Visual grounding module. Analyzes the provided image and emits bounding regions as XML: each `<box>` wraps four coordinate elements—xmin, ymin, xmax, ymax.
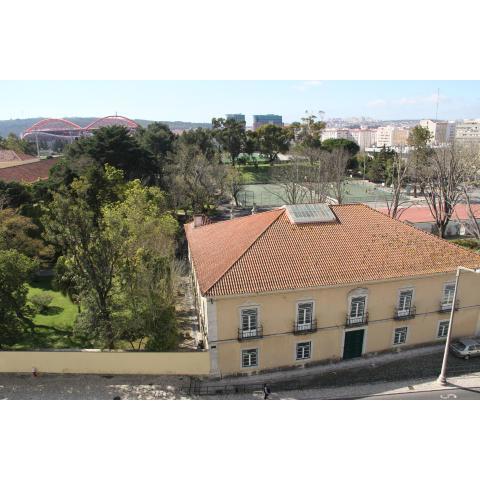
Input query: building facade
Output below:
<box><xmin>455</xmin><ymin>119</ymin><xmax>480</xmax><ymax>146</ymax></box>
<box><xmin>320</xmin><ymin>128</ymin><xmax>353</xmax><ymax>142</ymax></box>
<box><xmin>349</xmin><ymin>128</ymin><xmax>376</xmax><ymax>150</ymax></box>
<box><xmin>253</xmin><ymin>114</ymin><xmax>283</xmax><ymax>130</ymax></box>
<box><xmin>186</xmin><ymin>204</ymin><xmax>480</xmax><ymax>376</ymax></box>
<box><xmin>226</xmin><ymin>113</ymin><xmax>246</xmax><ymax>125</ymax></box>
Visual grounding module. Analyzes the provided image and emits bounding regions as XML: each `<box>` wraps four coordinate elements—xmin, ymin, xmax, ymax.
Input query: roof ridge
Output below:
<box><xmin>204</xmin><ymin>208</ymin><xmax>285</xmax><ymax>295</ymax></box>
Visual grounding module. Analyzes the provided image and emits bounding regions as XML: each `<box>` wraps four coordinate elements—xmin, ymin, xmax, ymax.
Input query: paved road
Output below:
<box><xmin>360</xmin><ymin>386</ymin><xmax>480</xmax><ymax>400</ymax></box>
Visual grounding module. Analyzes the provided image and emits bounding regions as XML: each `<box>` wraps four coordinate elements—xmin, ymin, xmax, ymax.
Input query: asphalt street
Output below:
<box><xmin>361</xmin><ymin>386</ymin><xmax>480</xmax><ymax>400</ymax></box>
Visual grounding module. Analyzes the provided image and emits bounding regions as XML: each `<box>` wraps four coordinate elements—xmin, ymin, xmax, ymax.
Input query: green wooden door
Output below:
<box><xmin>343</xmin><ymin>329</ymin><xmax>365</xmax><ymax>359</ymax></box>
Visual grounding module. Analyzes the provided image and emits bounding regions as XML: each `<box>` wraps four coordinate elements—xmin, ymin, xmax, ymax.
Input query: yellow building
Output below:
<box><xmin>186</xmin><ymin>204</ymin><xmax>480</xmax><ymax>376</ymax></box>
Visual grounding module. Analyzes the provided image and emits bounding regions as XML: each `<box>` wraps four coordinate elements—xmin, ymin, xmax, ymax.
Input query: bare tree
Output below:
<box><xmin>267</xmin><ymin>147</ymin><xmax>331</xmax><ymax>205</ymax></box>
<box><xmin>225</xmin><ymin>166</ymin><xmax>246</xmax><ymax>207</ymax></box>
<box><xmin>385</xmin><ymin>149</ymin><xmax>415</xmax><ymax>219</ymax></box>
<box><xmin>459</xmin><ymin>145</ymin><xmax>480</xmax><ymax>239</ymax></box>
<box><xmin>422</xmin><ymin>146</ymin><xmax>469</xmax><ymax>238</ymax></box>
<box><xmin>321</xmin><ymin>147</ymin><xmax>350</xmax><ymax>205</ymax></box>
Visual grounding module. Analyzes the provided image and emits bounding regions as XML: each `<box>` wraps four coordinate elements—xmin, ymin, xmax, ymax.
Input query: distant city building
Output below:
<box><xmin>253</xmin><ymin>114</ymin><xmax>283</xmax><ymax>130</ymax></box>
<box><xmin>455</xmin><ymin>119</ymin><xmax>480</xmax><ymax>146</ymax></box>
<box><xmin>226</xmin><ymin>113</ymin><xmax>246</xmax><ymax>125</ymax></box>
<box><xmin>392</xmin><ymin>127</ymin><xmax>410</xmax><ymax>147</ymax></box>
<box><xmin>321</xmin><ymin>128</ymin><xmax>353</xmax><ymax>142</ymax></box>
<box><xmin>375</xmin><ymin>126</ymin><xmax>395</xmax><ymax>147</ymax></box>
<box><xmin>375</xmin><ymin>126</ymin><xmax>410</xmax><ymax>147</ymax></box>
<box><xmin>349</xmin><ymin>128</ymin><xmax>377</xmax><ymax>151</ymax></box>
<box><xmin>419</xmin><ymin>119</ymin><xmax>450</xmax><ymax>145</ymax></box>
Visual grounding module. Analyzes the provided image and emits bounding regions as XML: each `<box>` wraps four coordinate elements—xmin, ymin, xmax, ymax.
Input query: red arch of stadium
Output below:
<box><xmin>22</xmin><ymin>115</ymin><xmax>139</xmax><ymax>139</ymax></box>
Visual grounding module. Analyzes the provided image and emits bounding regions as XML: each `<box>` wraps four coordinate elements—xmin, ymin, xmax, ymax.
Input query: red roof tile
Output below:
<box><xmin>0</xmin><ymin>158</ymin><xmax>58</xmax><ymax>183</ymax></box>
<box><xmin>186</xmin><ymin>204</ymin><xmax>480</xmax><ymax>297</ymax></box>
<box><xmin>377</xmin><ymin>205</ymin><xmax>480</xmax><ymax>223</ymax></box>
<box><xmin>0</xmin><ymin>150</ymin><xmax>37</xmax><ymax>163</ymax></box>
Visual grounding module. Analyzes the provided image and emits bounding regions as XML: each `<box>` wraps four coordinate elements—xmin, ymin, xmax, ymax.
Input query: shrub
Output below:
<box><xmin>451</xmin><ymin>238</ymin><xmax>480</xmax><ymax>252</ymax></box>
<box><xmin>30</xmin><ymin>293</ymin><xmax>54</xmax><ymax>313</ymax></box>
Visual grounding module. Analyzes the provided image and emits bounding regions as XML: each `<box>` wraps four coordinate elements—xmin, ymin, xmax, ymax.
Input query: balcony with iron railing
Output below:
<box><xmin>345</xmin><ymin>312</ymin><xmax>368</xmax><ymax>328</ymax></box>
<box><xmin>393</xmin><ymin>305</ymin><xmax>416</xmax><ymax>320</ymax></box>
<box><xmin>293</xmin><ymin>319</ymin><xmax>317</xmax><ymax>335</ymax></box>
<box><xmin>238</xmin><ymin>326</ymin><xmax>263</xmax><ymax>341</ymax></box>
<box><xmin>439</xmin><ymin>298</ymin><xmax>460</xmax><ymax>313</ymax></box>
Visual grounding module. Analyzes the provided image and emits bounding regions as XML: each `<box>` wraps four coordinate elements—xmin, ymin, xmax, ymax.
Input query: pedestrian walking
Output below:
<box><xmin>263</xmin><ymin>383</ymin><xmax>271</xmax><ymax>400</ymax></box>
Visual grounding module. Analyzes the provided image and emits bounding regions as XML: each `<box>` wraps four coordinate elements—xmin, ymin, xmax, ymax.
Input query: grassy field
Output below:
<box><xmin>11</xmin><ymin>276</ymin><xmax>91</xmax><ymax>350</ymax></box>
<box><xmin>238</xmin><ymin>164</ymin><xmax>275</xmax><ymax>183</ymax></box>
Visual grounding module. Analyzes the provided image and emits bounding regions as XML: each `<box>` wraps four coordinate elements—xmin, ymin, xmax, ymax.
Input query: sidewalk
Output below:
<box><xmin>202</xmin><ymin>372</ymin><xmax>480</xmax><ymax>400</ymax></box>
<box><xmin>196</xmin><ymin>343</ymin><xmax>480</xmax><ymax>396</ymax></box>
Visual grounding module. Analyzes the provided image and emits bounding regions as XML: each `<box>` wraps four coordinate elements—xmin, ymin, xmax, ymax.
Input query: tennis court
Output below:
<box><xmin>239</xmin><ymin>180</ymin><xmax>402</xmax><ymax>208</ymax></box>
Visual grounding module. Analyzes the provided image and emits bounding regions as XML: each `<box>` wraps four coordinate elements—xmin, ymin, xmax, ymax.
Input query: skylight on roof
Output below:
<box><xmin>285</xmin><ymin>203</ymin><xmax>336</xmax><ymax>224</ymax></box>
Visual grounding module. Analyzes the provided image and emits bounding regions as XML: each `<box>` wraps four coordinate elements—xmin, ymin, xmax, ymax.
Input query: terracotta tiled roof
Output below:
<box><xmin>377</xmin><ymin>205</ymin><xmax>480</xmax><ymax>223</ymax></box>
<box><xmin>0</xmin><ymin>158</ymin><xmax>57</xmax><ymax>184</ymax></box>
<box><xmin>186</xmin><ymin>204</ymin><xmax>480</xmax><ymax>297</ymax></box>
<box><xmin>0</xmin><ymin>150</ymin><xmax>37</xmax><ymax>163</ymax></box>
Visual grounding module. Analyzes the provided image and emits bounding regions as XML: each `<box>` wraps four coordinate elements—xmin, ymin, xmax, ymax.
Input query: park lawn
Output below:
<box><xmin>28</xmin><ymin>276</ymin><xmax>77</xmax><ymax>329</ymax></box>
<box><xmin>238</xmin><ymin>164</ymin><xmax>274</xmax><ymax>183</ymax></box>
<box><xmin>11</xmin><ymin>276</ymin><xmax>91</xmax><ymax>350</ymax></box>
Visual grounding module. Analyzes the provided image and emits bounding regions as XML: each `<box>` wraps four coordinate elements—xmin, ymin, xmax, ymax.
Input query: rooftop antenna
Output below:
<box><xmin>435</xmin><ymin>88</ymin><xmax>440</xmax><ymax>121</ymax></box>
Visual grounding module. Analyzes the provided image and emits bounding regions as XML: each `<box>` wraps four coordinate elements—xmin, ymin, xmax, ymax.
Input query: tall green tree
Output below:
<box><xmin>288</xmin><ymin>114</ymin><xmax>325</xmax><ymax>148</ymax></box>
<box><xmin>255</xmin><ymin>124</ymin><xmax>291</xmax><ymax>163</ymax></box>
<box><xmin>322</xmin><ymin>138</ymin><xmax>360</xmax><ymax>170</ymax></box>
<box><xmin>135</xmin><ymin>122</ymin><xmax>176</xmax><ymax>185</ymax></box>
<box><xmin>42</xmin><ymin>165</ymin><xmax>179</xmax><ymax>350</ymax></box>
<box><xmin>177</xmin><ymin>128</ymin><xmax>217</xmax><ymax>162</ymax></box>
<box><xmin>0</xmin><ymin>209</ymin><xmax>54</xmax><ymax>266</ymax></box>
<box><xmin>64</xmin><ymin>125</ymin><xmax>156</xmax><ymax>182</ymax></box>
<box><xmin>211</xmin><ymin>118</ymin><xmax>246</xmax><ymax>166</ymax></box>
<box><xmin>0</xmin><ymin>249</ymin><xmax>37</xmax><ymax>348</ymax></box>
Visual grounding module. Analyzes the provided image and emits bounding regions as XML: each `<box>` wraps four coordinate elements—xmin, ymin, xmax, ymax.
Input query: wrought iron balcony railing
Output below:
<box><xmin>293</xmin><ymin>319</ymin><xmax>317</xmax><ymax>335</ymax></box>
<box><xmin>238</xmin><ymin>326</ymin><xmax>263</xmax><ymax>341</ymax></box>
<box><xmin>345</xmin><ymin>312</ymin><xmax>368</xmax><ymax>327</ymax></box>
<box><xmin>439</xmin><ymin>298</ymin><xmax>460</xmax><ymax>313</ymax></box>
<box><xmin>394</xmin><ymin>305</ymin><xmax>416</xmax><ymax>320</ymax></box>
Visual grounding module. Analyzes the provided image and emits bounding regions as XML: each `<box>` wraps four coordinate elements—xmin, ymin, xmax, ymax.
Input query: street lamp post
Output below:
<box><xmin>437</xmin><ymin>266</ymin><xmax>480</xmax><ymax>386</ymax></box>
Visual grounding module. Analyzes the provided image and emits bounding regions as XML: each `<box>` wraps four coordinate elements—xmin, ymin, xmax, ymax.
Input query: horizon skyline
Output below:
<box><xmin>0</xmin><ymin>80</ymin><xmax>479</xmax><ymax>124</ymax></box>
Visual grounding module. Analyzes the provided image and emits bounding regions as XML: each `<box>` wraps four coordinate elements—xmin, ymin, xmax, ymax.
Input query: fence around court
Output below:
<box><xmin>239</xmin><ymin>181</ymin><xmax>404</xmax><ymax>208</ymax></box>
<box><xmin>0</xmin><ymin>350</ymin><xmax>210</xmax><ymax>375</ymax></box>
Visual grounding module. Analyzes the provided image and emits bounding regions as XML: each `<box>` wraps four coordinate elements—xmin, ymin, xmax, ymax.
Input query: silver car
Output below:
<box><xmin>450</xmin><ymin>338</ymin><xmax>480</xmax><ymax>360</ymax></box>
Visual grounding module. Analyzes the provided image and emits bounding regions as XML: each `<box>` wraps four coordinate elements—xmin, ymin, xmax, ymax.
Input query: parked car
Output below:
<box><xmin>450</xmin><ymin>338</ymin><xmax>480</xmax><ymax>360</ymax></box>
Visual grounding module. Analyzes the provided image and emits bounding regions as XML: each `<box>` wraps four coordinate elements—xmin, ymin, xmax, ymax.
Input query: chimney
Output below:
<box><xmin>193</xmin><ymin>214</ymin><xmax>204</xmax><ymax>228</ymax></box>
<box><xmin>251</xmin><ymin>203</ymin><xmax>257</xmax><ymax>215</ymax></box>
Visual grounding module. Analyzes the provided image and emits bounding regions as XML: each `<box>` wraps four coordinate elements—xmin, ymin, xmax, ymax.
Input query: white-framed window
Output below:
<box><xmin>442</xmin><ymin>283</ymin><xmax>455</xmax><ymax>306</ymax></box>
<box><xmin>398</xmin><ymin>288</ymin><xmax>413</xmax><ymax>315</ymax></box>
<box><xmin>393</xmin><ymin>326</ymin><xmax>408</xmax><ymax>345</ymax></box>
<box><xmin>241</xmin><ymin>308</ymin><xmax>258</xmax><ymax>335</ymax></box>
<box><xmin>438</xmin><ymin>320</ymin><xmax>449</xmax><ymax>338</ymax></box>
<box><xmin>296</xmin><ymin>341</ymin><xmax>311</xmax><ymax>360</ymax></box>
<box><xmin>297</xmin><ymin>301</ymin><xmax>314</xmax><ymax>330</ymax></box>
<box><xmin>350</xmin><ymin>295</ymin><xmax>366</xmax><ymax>321</ymax></box>
<box><xmin>241</xmin><ymin>348</ymin><xmax>258</xmax><ymax>368</ymax></box>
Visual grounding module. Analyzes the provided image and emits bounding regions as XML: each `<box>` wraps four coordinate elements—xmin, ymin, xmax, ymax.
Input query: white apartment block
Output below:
<box><xmin>420</xmin><ymin>119</ymin><xmax>448</xmax><ymax>145</ymax></box>
<box><xmin>455</xmin><ymin>120</ymin><xmax>480</xmax><ymax>146</ymax></box>
<box><xmin>375</xmin><ymin>126</ymin><xmax>410</xmax><ymax>148</ymax></box>
<box><xmin>321</xmin><ymin>128</ymin><xmax>353</xmax><ymax>142</ymax></box>
<box><xmin>349</xmin><ymin>128</ymin><xmax>376</xmax><ymax>150</ymax></box>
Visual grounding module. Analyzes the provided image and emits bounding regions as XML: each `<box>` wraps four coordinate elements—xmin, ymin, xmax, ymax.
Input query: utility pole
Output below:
<box><xmin>435</xmin><ymin>88</ymin><xmax>440</xmax><ymax>121</ymax></box>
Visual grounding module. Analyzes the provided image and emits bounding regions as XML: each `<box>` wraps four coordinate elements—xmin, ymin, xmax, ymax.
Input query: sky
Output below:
<box><xmin>0</xmin><ymin>80</ymin><xmax>479</xmax><ymax>124</ymax></box>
